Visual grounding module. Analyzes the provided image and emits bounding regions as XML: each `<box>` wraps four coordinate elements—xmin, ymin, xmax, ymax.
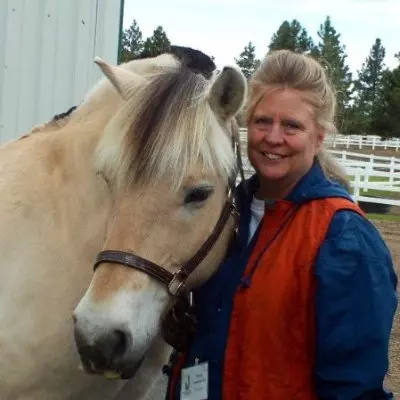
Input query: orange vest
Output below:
<box><xmin>222</xmin><ymin>197</ymin><xmax>364</xmax><ymax>400</ymax></box>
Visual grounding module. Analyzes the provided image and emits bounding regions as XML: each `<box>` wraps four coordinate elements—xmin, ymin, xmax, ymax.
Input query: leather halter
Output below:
<box><xmin>93</xmin><ymin>189</ymin><xmax>237</xmax><ymax>298</ymax></box>
<box><xmin>92</xmin><ymin>132</ymin><xmax>241</xmax><ymax>299</ymax></box>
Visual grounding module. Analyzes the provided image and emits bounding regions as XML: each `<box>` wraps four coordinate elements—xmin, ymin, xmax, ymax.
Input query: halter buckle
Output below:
<box><xmin>168</xmin><ymin>271</ymin><xmax>188</xmax><ymax>297</ymax></box>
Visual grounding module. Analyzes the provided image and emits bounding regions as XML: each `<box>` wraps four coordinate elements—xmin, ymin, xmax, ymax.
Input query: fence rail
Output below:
<box><xmin>326</xmin><ymin>134</ymin><xmax>400</xmax><ymax>151</ymax></box>
<box><xmin>329</xmin><ymin>149</ymin><xmax>400</xmax><ymax>163</ymax></box>
<box><xmin>346</xmin><ymin>167</ymin><xmax>400</xmax><ymax>207</ymax></box>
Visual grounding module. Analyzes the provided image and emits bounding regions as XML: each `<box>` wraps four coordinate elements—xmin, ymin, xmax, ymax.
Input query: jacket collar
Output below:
<box><xmin>237</xmin><ymin>160</ymin><xmax>353</xmax><ymax>208</ymax></box>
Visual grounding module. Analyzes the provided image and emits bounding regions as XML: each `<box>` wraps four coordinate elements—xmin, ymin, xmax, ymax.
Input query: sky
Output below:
<box><xmin>123</xmin><ymin>0</ymin><xmax>400</xmax><ymax>76</ymax></box>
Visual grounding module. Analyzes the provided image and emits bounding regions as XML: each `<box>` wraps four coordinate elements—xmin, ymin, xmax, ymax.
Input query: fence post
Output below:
<box><xmin>353</xmin><ymin>168</ymin><xmax>361</xmax><ymax>202</ymax></box>
<box><xmin>363</xmin><ymin>165</ymin><xmax>371</xmax><ymax>192</ymax></box>
<box><xmin>390</xmin><ymin>157</ymin><xmax>395</xmax><ymax>185</ymax></box>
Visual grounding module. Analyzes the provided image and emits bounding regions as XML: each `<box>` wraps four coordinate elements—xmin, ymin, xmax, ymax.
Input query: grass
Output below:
<box><xmin>359</xmin><ymin>188</ymin><xmax>400</xmax><ymax>199</ymax></box>
<box><xmin>347</xmin><ymin>175</ymin><xmax>389</xmax><ymax>183</ymax></box>
<box><xmin>348</xmin><ymin>187</ymin><xmax>400</xmax><ymax>200</ymax></box>
<box><xmin>366</xmin><ymin>213</ymin><xmax>400</xmax><ymax>221</ymax></box>
<box><xmin>367</xmin><ymin>176</ymin><xmax>391</xmax><ymax>183</ymax></box>
<box><xmin>346</xmin><ymin>175</ymin><xmax>400</xmax><ymax>200</ymax></box>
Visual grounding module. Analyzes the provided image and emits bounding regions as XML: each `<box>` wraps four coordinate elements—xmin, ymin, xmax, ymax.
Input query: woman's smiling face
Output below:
<box><xmin>247</xmin><ymin>87</ymin><xmax>325</xmax><ymax>198</ymax></box>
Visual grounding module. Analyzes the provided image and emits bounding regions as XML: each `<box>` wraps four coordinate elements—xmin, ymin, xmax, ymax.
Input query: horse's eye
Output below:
<box><xmin>184</xmin><ymin>186</ymin><xmax>214</xmax><ymax>204</ymax></box>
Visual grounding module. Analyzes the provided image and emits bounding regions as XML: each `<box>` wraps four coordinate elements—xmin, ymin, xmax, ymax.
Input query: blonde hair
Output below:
<box><xmin>246</xmin><ymin>50</ymin><xmax>350</xmax><ymax>189</ymax></box>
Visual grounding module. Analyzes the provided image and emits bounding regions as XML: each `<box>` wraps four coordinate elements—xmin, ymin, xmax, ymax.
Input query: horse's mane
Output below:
<box><xmin>19</xmin><ymin>106</ymin><xmax>77</xmax><ymax>140</ymax></box>
<box><xmin>92</xmin><ymin>50</ymin><xmax>236</xmax><ymax>190</ymax></box>
<box><xmin>20</xmin><ymin>47</ymin><xmax>236</xmax><ymax>190</ymax></box>
<box><xmin>127</xmin><ymin>65</ymin><xmax>234</xmax><ymax>186</ymax></box>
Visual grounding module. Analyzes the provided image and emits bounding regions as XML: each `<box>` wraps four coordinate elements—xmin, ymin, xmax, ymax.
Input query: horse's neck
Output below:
<box><xmin>47</xmin><ymin>125</ymin><xmax>113</xmax><ymax>260</ymax></box>
<box><xmin>0</xmin><ymin>123</ymin><xmax>112</xmax><ymax>274</ymax></box>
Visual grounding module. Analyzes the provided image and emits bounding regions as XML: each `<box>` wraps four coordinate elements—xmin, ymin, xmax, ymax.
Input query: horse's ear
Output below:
<box><xmin>94</xmin><ymin>57</ymin><xmax>143</xmax><ymax>99</ymax></box>
<box><xmin>208</xmin><ymin>66</ymin><xmax>247</xmax><ymax>121</ymax></box>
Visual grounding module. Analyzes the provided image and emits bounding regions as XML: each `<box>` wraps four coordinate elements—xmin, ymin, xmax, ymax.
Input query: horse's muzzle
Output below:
<box><xmin>73</xmin><ymin>324</ymin><xmax>142</xmax><ymax>379</ymax></box>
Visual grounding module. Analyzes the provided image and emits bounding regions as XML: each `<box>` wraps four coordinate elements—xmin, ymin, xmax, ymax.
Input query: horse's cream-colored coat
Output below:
<box><xmin>0</xmin><ymin>53</ymin><xmax>246</xmax><ymax>400</ymax></box>
<box><xmin>0</xmin><ymin>128</ymin><xmax>126</xmax><ymax>399</ymax></box>
<box><xmin>0</xmin><ymin>109</ymin><xmax>178</xmax><ymax>400</ymax></box>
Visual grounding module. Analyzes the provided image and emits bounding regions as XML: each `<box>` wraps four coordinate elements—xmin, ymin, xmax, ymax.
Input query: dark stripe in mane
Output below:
<box><xmin>170</xmin><ymin>46</ymin><xmax>216</xmax><ymax>79</ymax></box>
<box><xmin>128</xmin><ymin>65</ymin><xmax>208</xmax><ymax>182</ymax></box>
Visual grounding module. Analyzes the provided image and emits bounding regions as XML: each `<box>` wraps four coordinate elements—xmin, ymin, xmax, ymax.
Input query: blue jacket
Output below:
<box><xmin>167</xmin><ymin>161</ymin><xmax>398</xmax><ymax>399</ymax></box>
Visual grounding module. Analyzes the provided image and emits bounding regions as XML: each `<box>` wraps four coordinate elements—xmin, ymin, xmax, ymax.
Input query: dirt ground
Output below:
<box><xmin>373</xmin><ymin>220</ymin><xmax>400</xmax><ymax>397</ymax></box>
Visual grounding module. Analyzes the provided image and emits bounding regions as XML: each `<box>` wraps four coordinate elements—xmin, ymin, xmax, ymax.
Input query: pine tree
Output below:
<box><xmin>371</xmin><ymin>61</ymin><xmax>400</xmax><ymax>138</ymax></box>
<box><xmin>141</xmin><ymin>26</ymin><xmax>171</xmax><ymax>58</ymax></box>
<box><xmin>316</xmin><ymin>16</ymin><xmax>353</xmax><ymax>132</ymax></box>
<box><xmin>351</xmin><ymin>38</ymin><xmax>386</xmax><ymax>134</ymax></box>
<box><xmin>235</xmin><ymin>42</ymin><xmax>260</xmax><ymax>79</ymax></box>
<box><xmin>120</xmin><ymin>19</ymin><xmax>144</xmax><ymax>62</ymax></box>
<box><xmin>269</xmin><ymin>20</ymin><xmax>316</xmax><ymax>54</ymax></box>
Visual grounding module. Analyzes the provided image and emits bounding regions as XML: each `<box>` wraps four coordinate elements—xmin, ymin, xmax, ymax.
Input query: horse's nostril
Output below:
<box><xmin>112</xmin><ymin>329</ymin><xmax>128</xmax><ymax>360</ymax></box>
<box><xmin>74</xmin><ymin>325</ymin><xmax>132</xmax><ymax>371</ymax></box>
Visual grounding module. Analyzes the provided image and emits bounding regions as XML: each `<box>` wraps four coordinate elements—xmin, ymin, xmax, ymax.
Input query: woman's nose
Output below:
<box><xmin>264</xmin><ymin>122</ymin><xmax>283</xmax><ymax>144</ymax></box>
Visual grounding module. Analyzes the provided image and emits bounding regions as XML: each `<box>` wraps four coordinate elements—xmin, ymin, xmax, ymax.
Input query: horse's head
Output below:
<box><xmin>72</xmin><ymin>49</ymin><xmax>247</xmax><ymax>379</ymax></box>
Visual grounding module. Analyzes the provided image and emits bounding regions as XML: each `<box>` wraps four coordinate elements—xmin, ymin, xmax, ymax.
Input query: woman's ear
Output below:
<box><xmin>315</xmin><ymin>129</ymin><xmax>326</xmax><ymax>153</ymax></box>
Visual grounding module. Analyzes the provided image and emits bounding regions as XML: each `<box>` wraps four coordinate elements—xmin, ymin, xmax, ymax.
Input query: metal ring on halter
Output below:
<box><xmin>168</xmin><ymin>272</ymin><xmax>188</xmax><ymax>297</ymax></box>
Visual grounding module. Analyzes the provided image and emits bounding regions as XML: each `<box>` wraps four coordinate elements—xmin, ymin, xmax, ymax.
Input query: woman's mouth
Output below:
<box><xmin>261</xmin><ymin>152</ymin><xmax>286</xmax><ymax>160</ymax></box>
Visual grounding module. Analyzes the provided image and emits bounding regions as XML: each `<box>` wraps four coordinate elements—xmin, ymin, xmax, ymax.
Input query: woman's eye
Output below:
<box><xmin>184</xmin><ymin>187</ymin><xmax>214</xmax><ymax>204</ymax></box>
<box><xmin>283</xmin><ymin>120</ymin><xmax>303</xmax><ymax>130</ymax></box>
<box><xmin>254</xmin><ymin>117</ymin><xmax>272</xmax><ymax>125</ymax></box>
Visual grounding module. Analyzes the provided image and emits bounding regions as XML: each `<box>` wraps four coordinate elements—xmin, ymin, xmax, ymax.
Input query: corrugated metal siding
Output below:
<box><xmin>0</xmin><ymin>0</ymin><xmax>123</xmax><ymax>144</ymax></box>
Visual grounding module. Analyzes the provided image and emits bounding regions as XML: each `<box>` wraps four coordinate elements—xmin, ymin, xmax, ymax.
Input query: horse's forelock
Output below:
<box><xmin>117</xmin><ymin>65</ymin><xmax>235</xmax><ymax>190</ymax></box>
<box><xmin>127</xmin><ymin>68</ymin><xmax>203</xmax><ymax>181</ymax></box>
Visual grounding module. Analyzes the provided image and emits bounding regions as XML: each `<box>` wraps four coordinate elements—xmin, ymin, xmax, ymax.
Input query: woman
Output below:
<box><xmin>165</xmin><ymin>49</ymin><xmax>398</xmax><ymax>399</ymax></box>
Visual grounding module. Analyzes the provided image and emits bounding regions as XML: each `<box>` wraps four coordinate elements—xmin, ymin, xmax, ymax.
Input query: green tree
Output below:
<box><xmin>120</xmin><ymin>19</ymin><xmax>144</xmax><ymax>63</ymax></box>
<box><xmin>351</xmin><ymin>38</ymin><xmax>386</xmax><ymax>134</ymax></box>
<box><xmin>235</xmin><ymin>41</ymin><xmax>260</xmax><ymax>79</ymax></box>
<box><xmin>316</xmin><ymin>16</ymin><xmax>353</xmax><ymax>132</ymax></box>
<box><xmin>371</xmin><ymin>60</ymin><xmax>400</xmax><ymax>138</ymax></box>
<box><xmin>141</xmin><ymin>26</ymin><xmax>171</xmax><ymax>58</ymax></box>
<box><xmin>268</xmin><ymin>20</ymin><xmax>317</xmax><ymax>55</ymax></box>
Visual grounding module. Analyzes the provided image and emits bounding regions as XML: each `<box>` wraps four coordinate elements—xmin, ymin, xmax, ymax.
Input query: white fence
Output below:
<box><xmin>238</xmin><ymin>129</ymin><xmax>400</xmax><ymax>208</ymax></box>
<box><xmin>330</xmin><ymin>150</ymin><xmax>400</xmax><ymax>184</ymax></box>
<box><xmin>326</xmin><ymin>134</ymin><xmax>400</xmax><ymax>151</ymax></box>
<box><xmin>347</xmin><ymin>167</ymin><xmax>400</xmax><ymax>207</ymax></box>
<box><xmin>329</xmin><ymin>150</ymin><xmax>400</xmax><ymax>207</ymax></box>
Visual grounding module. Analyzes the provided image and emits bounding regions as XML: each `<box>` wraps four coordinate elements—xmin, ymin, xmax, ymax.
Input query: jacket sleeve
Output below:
<box><xmin>314</xmin><ymin>210</ymin><xmax>398</xmax><ymax>399</ymax></box>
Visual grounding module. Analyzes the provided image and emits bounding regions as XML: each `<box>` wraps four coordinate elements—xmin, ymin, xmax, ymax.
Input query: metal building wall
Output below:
<box><xmin>0</xmin><ymin>0</ymin><xmax>123</xmax><ymax>144</ymax></box>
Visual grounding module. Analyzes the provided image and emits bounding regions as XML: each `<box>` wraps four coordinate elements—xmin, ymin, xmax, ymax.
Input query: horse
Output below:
<box><xmin>0</xmin><ymin>48</ymin><xmax>247</xmax><ymax>400</ymax></box>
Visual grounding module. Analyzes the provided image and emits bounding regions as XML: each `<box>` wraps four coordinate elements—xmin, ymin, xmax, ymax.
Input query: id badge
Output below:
<box><xmin>180</xmin><ymin>361</ymin><xmax>208</xmax><ymax>400</ymax></box>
